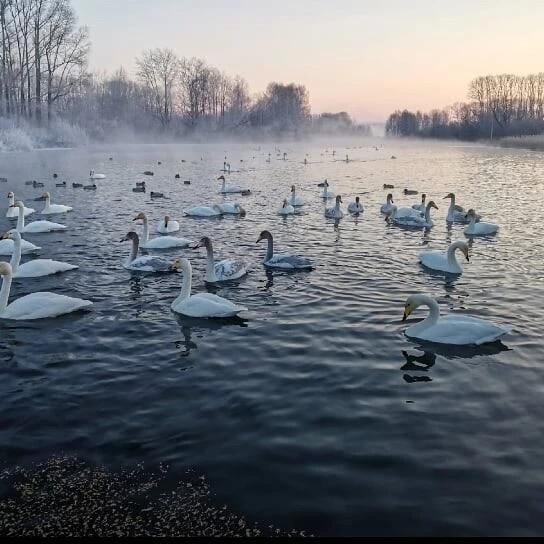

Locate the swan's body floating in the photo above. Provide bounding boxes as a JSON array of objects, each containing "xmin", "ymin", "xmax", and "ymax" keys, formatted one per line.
[
  {"xmin": 157, "ymin": 216, "xmax": 180, "ymax": 234},
  {"xmin": 419, "ymin": 241, "xmax": 470, "ymax": 274},
  {"xmin": 347, "ymin": 196, "xmax": 364, "ymax": 214},
  {"xmin": 133, "ymin": 212, "xmax": 192, "ymax": 249},
  {"xmin": 218, "ymin": 175, "xmax": 249, "ymax": 194},
  {"xmin": 170, "ymin": 258, "xmax": 247, "ymax": 318},
  {"xmin": 386, "ymin": 201, "xmax": 438, "ymax": 228},
  {"xmin": 412, "ymin": 193, "xmax": 426, "ymax": 212},
  {"xmin": 194, "ymin": 236, "xmax": 248, "ymax": 282},
  {"xmin": 89, "ymin": 170, "xmax": 105, "ymax": 180},
  {"xmin": 444, "ymin": 193, "xmax": 480, "ymax": 223},
  {"xmin": 289, "ymin": 185, "xmax": 305, "ymax": 207},
  {"xmin": 380, "ymin": 193, "xmax": 395, "ymax": 214},
  {"xmin": 402, "ymin": 294, "xmax": 511, "ymax": 345},
  {"xmin": 256, "ymin": 230, "xmax": 313, "ymax": 270},
  {"xmin": 121, "ymin": 232, "xmax": 180, "ymax": 272},
  {"xmin": 464, "ymin": 209, "xmax": 498, "ymax": 236},
  {"xmin": 0, "ymin": 262, "xmax": 92, "ymax": 320},
  {"xmin": 184, "ymin": 204, "xmax": 223, "ymax": 217},
  {"xmin": 12, "ymin": 201, "xmax": 66, "ymax": 233},
  {"xmin": 40, "ymin": 192, "xmax": 73, "ymax": 215},
  {"xmin": 321, "ymin": 180, "xmax": 335, "ymax": 199},
  {"xmin": 325, "ymin": 195, "xmax": 344, "ymax": 219},
  {"xmin": 6, "ymin": 192, "xmax": 34, "ymax": 218},
  {"xmin": 1, "ymin": 230, "xmax": 77, "ymax": 278},
  {"xmin": 277, "ymin": 199, "xmax": 295, "ymax": 215},
  {"xmin": 217, "ymin": 202, "xmax": 246, "ymax": 215}
]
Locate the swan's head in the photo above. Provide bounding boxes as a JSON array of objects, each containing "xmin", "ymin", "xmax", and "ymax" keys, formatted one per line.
[
  {"xmin": 164, "ymin": 215, "xmax": 170, "ymax": 226},
  {"xmin": 193, "ymin": 236, "xmax": 212, "ymax": 250},
  {"xmin": 11, "ymin": 200, "xmax": 24, "ymax": 209},
  {"xmin": 443, "ymin": 192, "xmax": 455, "ymax": 200},
  {"xmin": 336, "ymin": 195, "xmax": 342, "ymax": 204},
  {"xmin": 355, "ymin": 196, "xmax": 360, "ymax": 204},
  {"xmin": 133, "ymin": 212, "xmax": 147, "ymax": 222},
  {"xmin": 402, "ymin": 294, "xmax": 424, "ymax": 321},
  {"xmin": 42, "ymin": 192, "xmax": 51, "ymax": 199},
  {"xmin": 324, "ymin": 179, "xmax": 329, "ymax": 187},
  {"xmin": 7, "ymin": 191, "xmax": 14, "ymax": 199},
  {"xmin": 217, "ymin": 175, "xmax": 225, "ymax": 181},
  {"xmin": 466, "ymin": 208, "xmax": 477, "ymax": 218},
  {"xmin": 282, "ymin": 199, "xmax": 288, "ymax": 207},
  {"xmin": 291, "ymin": 185, "xmax": 296, "ymax": 193},
  {"xmin": 256, "ymin": 230, "xmax": 272, "ymax": 244},
  {"xmin": 421, "ymin": 193, "xmax": 426, "ymax": 202},
  {"xmin": 426, "ymin": 201, "xmax": 438, "ymax": 210},
  {"xmin": 387, "ymin": 193, "xmax": 393, "ymax": 203},
  {"xmin": 0, "ymin": 262, "xmax": 12, "ymax": 277},
  {"xmin": 120, "ymin": 231, "xmax": 139, "ymax": 243},
  {"xmin": 1, "ymin": 229, "xmax": 19, "ymax": 241},
  {"xmin": 170, "ymin": 257, "xmax": 190, "ymax": 273},
  {"xmin": 235, "ymin": 204, "xmax": 246, "ymax": 215},
  {"xmin": 458, "ymin": 241, "xmax": 470, "ymax": 262}
]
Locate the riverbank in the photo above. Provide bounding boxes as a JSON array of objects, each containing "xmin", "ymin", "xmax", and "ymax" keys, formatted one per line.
[{"xmin": 493, "ymin": 135, "xmax": 544, "ymax": 152}]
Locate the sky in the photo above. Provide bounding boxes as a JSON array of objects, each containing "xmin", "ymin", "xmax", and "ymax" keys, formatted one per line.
[{"xmin": 72, "ymin": 0, "xmax": 544, "ymax": 122}]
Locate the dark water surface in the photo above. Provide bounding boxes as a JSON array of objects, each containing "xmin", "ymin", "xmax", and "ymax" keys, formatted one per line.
[{"xmin": 1, "ymin": 139, "xmax": 543, "ymax": 536}]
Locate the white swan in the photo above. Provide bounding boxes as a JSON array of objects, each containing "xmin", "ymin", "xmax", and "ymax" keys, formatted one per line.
[
  {"xmin": 170, "ymin": 258, "xmax": 247, "ymax": 318},
  {"xmin": 347, "ymin": 196, "xmax": 364, "ymax": 214},
  {"xmin": 217, "ymin": 202, "xmax": 246, "ymax": 215},
  {"xmin": 6, "ymin": 192, "xmax": 34, "ymax": 218},
  {"xmin": 40, "ymin": 192, "xmax": 73, "ymax": 215},
  {"xmin": 289, "ymin": 185, "xmax": 305, "ymax": 207},
  {"xmin": 157, "ymin": 215, "xmax": 180, "ymax": 234},
  {"xmin": 380, "ymin": 193, "xmax": 395, "ymax": 214},
  {"xmin": 419, "ymin": 240, "xmax": 469, "ymax": 274},
  {"xmin": 412, "ymin": 193, "xmax": 426, "ymax": 212},
  {"xmin": 256, "ymin": 230, "xmax": 313, "ymax": 270},
  {"xmin": 90, "ymin": 170, "xmax": 106, "ymax": 180},
  {"xmin": 120, "ymin": 231, "xmax": 180, "ymax": 272},
  {"xmin": 325, "ymin": 195, "xmax": 344, "ymax": 219},
  {"xmin": 464, "ymin": 209, "xmax": 498, "ymax": 236},
  {"xmin": 402, "ymin": 294, "xmax": 511, "ymax": 345},
  {"xmin": 184, "ymin": 204, "xmax": 223, "ymax": 217},
  {"xmin": 1, "ymin": 230, "xmax": 77, "ymax": 278},
  {"xmin": 12, "ymin": 201, "xmax": 66, "ymax": 233},
  {"xmin": 133, "ymin": 212, "xmax": 192, "ymax": 249},
  {"xmin": 386, "ymin": 201, "xmax": 438, "ymax": 228},
  {"xmin": 193, "ymin": 236, "xmax": 248, "ymax": 282},
  {"xmin": 444, "ymin": 193, "xmax": 480, "ymax": 223},
  {"xmin": 218, "ymin": 175, "xmax": 249, "ymax": 194},
  {"xmin": 321, "ymin": 180, "xmax": 335, "ymax": 199},
  {"xmin": 0, "ymin": 262, "xmax": 92, "ymax": 320},
  {"xmin": 277, "ymin": 199, "xmax": 295, "ymax": 216}
]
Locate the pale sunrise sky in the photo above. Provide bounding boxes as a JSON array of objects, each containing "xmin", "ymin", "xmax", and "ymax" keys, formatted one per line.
[{"xmin": 72, "ymin": 0, "xmax": 544, "ymax": 122}]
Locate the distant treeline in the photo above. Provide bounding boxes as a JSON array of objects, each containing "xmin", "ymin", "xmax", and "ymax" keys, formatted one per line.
[
  {"xmin": 0, "ymin": 0, "xmax": 369, "ymax": 144},
  {"xmin": 386, "ymin": 73, "xmax": 544, "ymax": 140}
]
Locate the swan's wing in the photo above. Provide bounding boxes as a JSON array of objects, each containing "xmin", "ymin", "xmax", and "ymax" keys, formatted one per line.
[
  {"xmin": 175, "ymin": 293, "xmax": 246, "ymax": 317},
  {"xmin": 128, "ymin": 256, "xmax": 173, "ymax": 272},
  {"xmin": 16, "ymin": 259, "xmax": 78, "ymax": 278},
  {"xmin": 266, "ymin": 253, "xmax": 313, "ymax": 269},
  {"xmin": 214, "ymin": 259, "xmax": 247, "ymax": 280},
  {"xmin": 2, "ymin": 292, "xmax": 92, "ymax": 320}
]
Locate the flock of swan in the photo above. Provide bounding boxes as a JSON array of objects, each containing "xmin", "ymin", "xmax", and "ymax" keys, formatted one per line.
[{"xmin": 0, "ymin": 154, "xmax": 510, "ymax": 347}]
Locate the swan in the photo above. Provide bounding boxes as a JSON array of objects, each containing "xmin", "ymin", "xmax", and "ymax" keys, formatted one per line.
[
  {"xmin": 289, "ymin": 185, "xmax": 305, "ymax": 207},
  {"xmin": 277, "ymin": 199, "xmax": 295, "ymax": 216},
  {"xmin": 0, "ymin": 262, "xmax": 92, "ymax": 320},
  {"xmin": 402, "ymin": 294, "xmax": 511, "ymax": 345},
  {"xmin": 321, "ymin": 180, "xmax": 335, "ymax": 199},
  {"xmin": 419, "ymin": 240, "xmax": 470, "ymax": 274},
  {"xmin": 40, "ymin": 192, "xmax": 73, "ymax": 215},
  {"xmin": 412, "ymin": 193, "xmax": 426, "ymax": 212},
  {"xmin": 170, "ymin": 258, "xmax": 247, "ymax": 318},
  {"xmin": 133, "ymin": 212, "xmax": 192, "ymax": 249},
  {"xmin": 325, "ymin": 195, "xmax": 344, "ymax": 219},
  {"xmin": 184, "ymin": 204, "xmax": 223, "ymax": 217},
  {"xmin": 217, "ymin": 202, "xmax": 246, "ymax": 215},
  {"xmin": 218, "ymin": 175, "xmax": 249, "ymax": 194},
  {"xmin": 89, "ymin": 170, "xmax": 106, "ymax": 180},
  {"xmin": 120, "ymin": 231, "xmax": 180, "ymax": 272},
  {"xmin": 464, "ymin": 209, "xmax": 498, "ymax": 236},
  {"xmin": 386, "ymin": 201, "xmax": 438, "ymax": 228},
  {"xmin": 12, "ymin": 201, "xmax": 67, "ymax": 233},
  {"xmin": 6, "ymin": 192, "xmax": 34, "ymax": 218},
  {"xmin": 256, "ymin": 230, "xmax": 313, "ymax": 270},
  {"xmin": 193, "ymin": 236, "xmax": 248, "ymax": 282},
  {"xmin": 347, "ymin": 196, "xmax": 364, "ymax": 214},
  {"xmin": 380, "ymin": 193, "xmax": 395, "ymax": 214},
  {"xmin": 1, "ymin": 230, "xmax": 78, "ymax": 278},
  {"xmin": 157, "ymin": 215, "xmax": 180, "ymax": 234},
  {"xmin": 444, "ymin": 193, "xmax": 480, "ymax": 223}
]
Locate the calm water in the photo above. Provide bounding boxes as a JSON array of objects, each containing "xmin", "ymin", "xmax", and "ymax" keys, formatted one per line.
[{"xmin": 1, "ymin": 139, "xmax": 544, "ymax": 536}]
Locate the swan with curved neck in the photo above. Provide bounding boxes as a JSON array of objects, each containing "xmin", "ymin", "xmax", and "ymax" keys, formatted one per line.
[
  {"xmin": 419, "ymin": 240, "xmax": 470, "ymax": 274},
  {"xmin": 443, "ymin": 192, "xmax": 479, "ymax": 223},
  {"xmin": 401, "ymin": 294, "xmax": 511, "ymax": 345},
  {"xmin": 170, "ymin": 258, "xmax": 247, "ymax": 317},
  {"xmin": 277, "ymin": 199, "xmax": 295, "ymax": 215},
  {"xmin": 13, "ymin": 201, "xmax": 66, "ymax": 233},
  {"xmin": 325, "ymin": 195, "xmax": 344, "ymax": 219},
  {"xmin": 321, "ymin": 180, "xmax": 335, "ymax": 199},
  {"xmin": 193, "ymin": 236, "xmax": 248, "ymax": 283},
  {"xmin": 347, "ymin": 196, "xmax": 363, "ymax": 214},
  {"xmin": 380, "ymin": 193, "xmax": 394, "ymax": 214},
  {"xmin": 387, "ymin": 201, "xmax": 438, "ymax": 227},
  {"xmin": 256, "ymin": 230, "xmax": 313, "ymax": 270},
  {"xmin": 120, "ymin": 231, "xmax": 180, "ymax": 272},
  {"xmin": 157, "ymin": 215, "xmax": 180, "ymax": 234},
  {"xmin": 464, "ymin": 209, "xmax": 498, "ymax": 236},
  {"xmin": 133, "ymin": 212, "xmax": 192, "ymax": 248},
  {"xmin": 217, "ymin": 175, "xmax": 248, "ymax": 194},
  {"xmin": 184, "ymin": 204, "xmax": 223, "ymax": 217},
  {"xmin": 289, "ymin": 185, "xmax": 305, "ymax": 207},
  {"xmin": 6, "ymin": 192, "xmax": 34, "ymax": 218},
  {"xmin": 412, "ymin": 193, "xmax": 426, "ymax": 212},
  {"xmin": 40, "ymin": 192, "xmax": 73, "ymax": 215}
]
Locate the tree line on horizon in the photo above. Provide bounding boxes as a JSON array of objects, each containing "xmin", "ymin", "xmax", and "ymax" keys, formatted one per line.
[
  {"xmin": 0, "ymin": 0, "xmax": 369, "ymax": 142},
  {"xmin": 386, "ymin": 73, "xmax": 544, "ymax": 140}
]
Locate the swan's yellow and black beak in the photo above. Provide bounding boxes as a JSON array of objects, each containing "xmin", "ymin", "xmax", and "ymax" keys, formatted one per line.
[
  {"xmin": 402, "ymin": 305, "xmax": 412, "ymax": 322},
  {"xmin": 170, "ymin": 260, "xmax": 182, "ymax": 272}
]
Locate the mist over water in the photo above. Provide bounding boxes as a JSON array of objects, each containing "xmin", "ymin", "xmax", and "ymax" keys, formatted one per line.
[{"xmin": 1, "ymin": 139, "xmax": 544, "ymax": 536}]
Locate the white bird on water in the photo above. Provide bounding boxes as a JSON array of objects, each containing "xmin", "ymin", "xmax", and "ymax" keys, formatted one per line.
[
  {"xmin": 380, "ymin": 193, "xmax": 395, "ymax": 214},
  {"xmin": 325, "ymin": 195, "xmax": 344, "ymax": 219},
  {"xmin": 133, "ymin": 212, "xmax": 192, "ymax": 249},
  {"xmin": 419, "ymin": 240, "xmax": 470, "ymax": 274},
  {"xmin": 156, "ymin": 215, "xmax": 180, "ymax": 234},
  {"xmin": 12, "ymin": 201, "xmax": 66, "ymax": 233},
  {"xmin": 6, "ymin": 192, "xmax": 34, "ymax": 218},
  {"xmin": 120, "ymin": 231, "xmax": 180, "ymax": 272},
  {"xmin": 192, "ymin": 236, "xmax": 248, "ymax": 283},
  {"xmin": 386, "ymin": 201, "xmax": 438, "ymax": 228},
  {"xmin": 464, "ymin": 209, "xmax": 498, "ymax": 236},
  {"xmin": 347, "ymin": 196, "xmax": 364, "ymax": 214},
  {"xmin": 40, "ymin": 192, "xmax": 73, "ymax": 215},
  {"xmin": 289, "ymin": 185, "xmax": 305, "ymax": 207},
  {"xmin": 277, "ymin": 199, "xmax": 295, "ymax": 216},
  {"xmin": 256, "ymin": 230, "xmax": 313, "ymax": 270}
]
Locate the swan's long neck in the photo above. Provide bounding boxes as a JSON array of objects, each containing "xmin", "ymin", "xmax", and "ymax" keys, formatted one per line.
[
  {"xmin": 411, "ymin": 295, "xmax": 440, "ymax": 334},
  {"xmin": 387, "ymin": 195, "xmax": 392, "ymax": 204},
  {"xmin": 204, "ymin": 243, "xmax": 217, "ymax": 282},
  {"xmin": 44, "ymin": 195, "xmax": 51, "ymax": 209},
  {"xmin": 179, "ymin": 264, "xmax": 192, "ymax": 300},
  {"xmin": 447, "ymin": 241, "xmax": 465, "ymax": 265},
  {"xmin": 8, "ymin": 194, "xmax": 14, "ymax": 207},
  {"xmin": 0, "ymin": 269, "xmax": 12, "ymax": 313},
  {"xmin": 128, "ymin": 236, "xmax": 139, "ymax": 263},
  {"xmin": 265, "ymin": 236, "xmax": 273, "ymax": 262},
  {"xmin": 335, "ymin": 200, "xmax": 341, "ymax": 213},
  {"xmin": 9, "ymin": 235, "xmax": 22, "ymax": 273},
  {"xmin": 16, "ymin": 205, "xmax": 25, "ymax": 232},
  {"xmin": 425, "ymin": 203, "xmax": 433, "ymax": 222},
  {"xmin": 447, "ymin": 196, "xmax": 456, "ymax": 220},
  {"xmin": 142, "ymin": 217, "xmax": 149, "ymax": 243},
  {"xmin": 222, "ymin": 178, "xmax": 226, "ymax": 191}
]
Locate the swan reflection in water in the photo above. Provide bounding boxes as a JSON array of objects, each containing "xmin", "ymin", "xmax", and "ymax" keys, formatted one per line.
[{"xmin": 401, "ymin": 349, "xmax": 436, "ymax": 383}]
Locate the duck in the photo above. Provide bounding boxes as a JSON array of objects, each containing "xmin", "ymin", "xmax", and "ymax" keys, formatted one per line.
[
  {"xmin": 217, "ymin": 202, "xmax": 246, "ymax": 215},
  {"xmin": 89, "ymin": 170, "xmax": 105, "ymax": 180},
  {"xmin": 170, "ymin": 258, "xmax": 247, "ymax": 318},
  {"xmin": 40, "ymin": 192, "xmax": 73, "ymax": 215},
  {"xmin": 218, "ymin": 175, "xmax": 249, "ymax": 194},
  {"xmin": 184, "ymin": 204, "xmax": 223, "ymax": 218},
  {"xmin": 32, "ymin": 181, "xmax": 44, "ymax": 188},
  {"xmin": 157, "ymin": 215, "xmax": 180, "ymax": 234},
  {"xmin": 1, "ymin": 230, "xmax": 77, "ymax": 278},
  {"xmin": 383, "ymin": 184, "xmax": 394, "ymax": 189},
  {"xmin": 402, "ymin": 294, "xmax": 511, "ymax": 345},
  {"xmin": 325, "ymin": 195, "xmax": 344, "ymax": 219},
  {"xmin": 120, "ymin": 232, "xmax": 180, "ymax": 272},
  {"xmin": 412, "ymin": 193, "xmax": 427, "ymax": 212},
  {"xmin": 464, "ymin": 209, "xmax": 498, "ymax": 236},
  {"xmin": 277, "ymin": 199, "xmax": 295, "ymax": 216},
  {"xmin": 83, "ymin": 184, "xmax": 97, "ymax": 191},
  {"xmin": 132, "ymin": 184, "xmax": 145, "ymax": 193},
  {"xmin": 256, "ymin": 230, "xmax": 313, "ymax": 270},
  {"xmin": 380, "ymin": 193, "xmax": 395, "ymax": 214},
  {"xmin": 6, "ymin": 192, "xmax": 34, "ymax": 218},
  {"xmin": 419, "ymin": 241, "xmax": 470, "ymax": 274},
  {"xmin": 386, "ymin": 201, "xmax": 438, "ymax": 228},
  {"xmin": 347, "ymin": 196, "xmax": 364, "ymax": 214},
  {"xmin": 321, "ymin": 180, "xmax": 335, "ymax": 199},
  {"xmin": 133, "ymin": 212, "xmax": 192, "ymax": 249},
  {"xmin": 443, "ymin": 193, "xmax": 480, "ymax": 223},
  {"xmin": 72, "ymin": 183, "xmax": 83, "ymax": 188},
  {"xmin": 56, "ymin": 181, "xmax": 66, "ymax": 188},
  {"xmin": 289, "ymin": 185, "xmax": 305, "ymax": 207},
  {"xmin": 0, "ymin": 262, "xmax": 92, "ymax": 320},
  {"xmin": 12, "ymin": 201, "xmax": 67, "ymax": 233},
  {"xmin": 193, "ymin": 236, "xmax": 248, "ymax": 282},
  {"xmin": 150, "ymin": 192, "xmax": 164, "ymax": 198},
  {"xmin": 404, "ymin": 188, "xmax": 418, "ymax": 195},
  {"xmin": 136, "ymin": 181, "xmax": 146, "ymax": 187}
]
